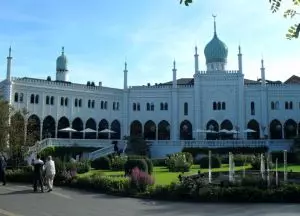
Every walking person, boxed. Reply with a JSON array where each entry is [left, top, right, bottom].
[[0, 156, 7, 186], [44, 156, 55, 192], [33, 155, 44, 192]]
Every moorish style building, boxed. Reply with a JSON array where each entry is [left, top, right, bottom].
[[0, 18, 297, 158]]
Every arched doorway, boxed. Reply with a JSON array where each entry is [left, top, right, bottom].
[[111, 120, 121, 139], [27, 114, 40, 145], [57, 116, 70, 138], [180, 120, 193, 140], [220, 119, 233, 139], [72, 117, 83, 139], [247, 119, 260, 139], [42, 115, 56, 139], [206, 119, 219, 140], [130, 120, 142, 137], [284, 119, 297, 139], [158, 120, 170, 140], [10, 112, 25, 148], [98, 119, 109, 139], [144, 120, 156, 140], [85, 118, 97, 139], [269, 119, 282, 139]]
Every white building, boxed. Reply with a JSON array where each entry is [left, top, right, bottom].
[[0, 19, 297, 158]]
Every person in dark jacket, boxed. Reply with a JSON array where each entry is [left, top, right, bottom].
[[0, 156, 7, 186], [33, 155, 44, 192]]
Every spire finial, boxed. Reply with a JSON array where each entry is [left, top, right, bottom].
[[212, 14, 217, 35], [195, 46, 198, 55], [125, 61, 127, 71], [238, 45, 241, 54], [173, 59, 176, 70], [61, 46, 64, 55], [8, 46, 11, 57]]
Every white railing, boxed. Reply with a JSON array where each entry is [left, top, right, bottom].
[[152, 139, 293, 150], [89, 145, 115, 160]]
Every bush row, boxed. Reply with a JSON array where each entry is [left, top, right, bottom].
[[5, 168, 300, 203]]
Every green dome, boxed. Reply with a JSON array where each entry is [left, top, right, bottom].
[[204, 33, 228, 64], [56, 47, 68, 71]]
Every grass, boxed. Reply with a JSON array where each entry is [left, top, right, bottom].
[[79, 164, 251, 186]]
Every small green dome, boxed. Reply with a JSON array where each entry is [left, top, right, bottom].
[[56, 47, 68, 71], [204, 17, 228, 64]]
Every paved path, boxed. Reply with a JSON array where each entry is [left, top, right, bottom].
[[0, 184, 300, 216]]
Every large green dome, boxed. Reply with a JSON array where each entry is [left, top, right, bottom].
[[204, 17, 228, 64]]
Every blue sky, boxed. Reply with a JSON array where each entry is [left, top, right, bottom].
[[0, 0, 299, 88]]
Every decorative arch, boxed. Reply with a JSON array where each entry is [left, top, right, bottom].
[[144, 120, 156, 140], [284, 119, 297, 139], [180, 120, 193, 140], [206, 119, 219, 140], [269, 119, 282, 139], [85, 118, 97, 139], [158, 120, 170, 140], [57, 116, 70, 138], [247, 119, 260, 139], [72, 117, 83, 139], [130, 120, 142, 137], [27, 114, 40, 145], [111, 120, 121, 139], [98, 119, 109, 139], [42, 115, 56, 139], [220, 119, 233, 139]]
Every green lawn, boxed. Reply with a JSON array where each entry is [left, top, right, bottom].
[[275, 165, 300, 172], [79, 164, 251, 186]]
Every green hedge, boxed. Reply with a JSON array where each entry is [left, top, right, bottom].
[[124, 159, 148, 175], [128, 155, 153, 174], [198, 156, 221, 168], [151, 158, 166, 166], [91, 157, 111, 170]]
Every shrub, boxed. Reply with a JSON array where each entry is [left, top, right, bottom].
[[75, 160, 91, 174], [124, 159, 148, 175], [91, 157, 111, 170], [130, 167, 154, 192], [127, 155, 153, 174], [151, 158, 166, 166], [182, 152, 194, 165], [250, 155, 274, 170], [166, 152, 192, 172], [233, 154, 252, 166], [111, 155, 127, 171], [198, 155, 221, 169]]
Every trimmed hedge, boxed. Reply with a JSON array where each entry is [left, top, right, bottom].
[[124, 159, 148, 175], [128, 155, 153, 174], [198, 156, 221, 168], [91, 157, 111, 170]]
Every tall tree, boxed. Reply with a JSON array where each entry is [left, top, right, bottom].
[[0, 99, 11, 153], [269, 0, 300, 39]]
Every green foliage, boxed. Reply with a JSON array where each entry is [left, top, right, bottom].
[[198, 155, 221, 169], [124, 135, 151, 156], [91, 156, 111, 170], [166, 152, 192, 172], [179, 0, 193, 6], [111, 155, 127, 171], [151, 158, 166, 166], [250, 155, 274, 170], [128, 155, 153, 174], [40, 146, 99, 160], [124, 159, 148, 175], [269, 0, 300, 39], [75, 160, 91, 174]]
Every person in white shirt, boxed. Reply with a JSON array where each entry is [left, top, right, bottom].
[[44, 156, 56, 192]]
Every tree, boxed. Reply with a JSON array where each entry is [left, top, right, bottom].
[[124, 135, 151, 156], [180, 0, 193, 6], [0, 99, 11, 153], [269, 0, 300, 39]]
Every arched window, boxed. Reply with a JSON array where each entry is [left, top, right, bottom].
[[104, 101, 107, 109], [250, 101, 255, 115], [113, 102, 116, 110], [184, 102, 188, 115], [217, 102, 221, 110], [64, 98, 68, 106], [50, 96, 54, 105], [222, 102, 226, 110], [117, 102, 119, 110], [101, 101, 104, 109], [146, 103, 150, 111], [150, 103, 154, 111], [30, 94, 34, 104], [285, 101, 289, 110], [289, 101, 293, 110], [164, 102, 168, 110], [137, 103, 140, 111], [60, 97, 64, 106], [14, 92, 18, 102], [275, 101, 279, 110], [133, 103, 136, 111], [79, 99, 82, 107], [160, 102, 164, 110], [271, 101, 275, 110], [213, 102, 216, 110], [75, 98, 78, 107], [91, 100, 95, 108], [88, 100, 91, 108], [46, 96, 50, 105], [19, 93, 24, 102], [35, 95, 39, 104]]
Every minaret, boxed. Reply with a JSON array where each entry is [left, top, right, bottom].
[[194, 46, 199, 73], [261, 58, 266, 86], [123, 61, 128, 90], [172, 59, 177, 88], [6, 46, 12, 81], [238, 45, 243, 74]]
